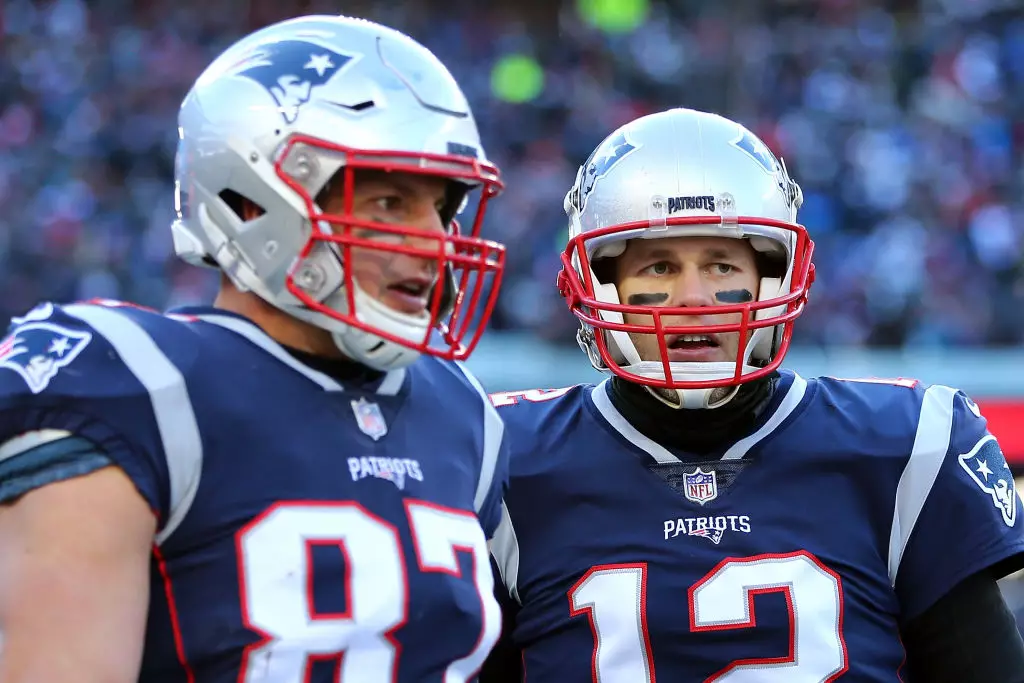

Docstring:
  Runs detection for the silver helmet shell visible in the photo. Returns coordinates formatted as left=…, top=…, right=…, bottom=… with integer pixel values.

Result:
left=559, top=108, right=814, bottom=408
left=172, top=15, right=505, bottom=370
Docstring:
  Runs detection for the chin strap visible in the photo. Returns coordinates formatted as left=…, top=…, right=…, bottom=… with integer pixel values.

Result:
left=331, top=326, right=420, bottom=371
left=644, top=384, right=743, bottom=410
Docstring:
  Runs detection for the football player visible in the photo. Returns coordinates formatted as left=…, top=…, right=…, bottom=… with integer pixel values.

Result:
left=481, top=108, right=1024, bottom=682
left=0, top=15, right=509, bottom=683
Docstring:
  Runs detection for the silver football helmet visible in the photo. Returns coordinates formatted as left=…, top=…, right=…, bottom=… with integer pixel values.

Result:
left=172, top=15, right=505, bottom=370
left=558, top=108, right=815, bottom=409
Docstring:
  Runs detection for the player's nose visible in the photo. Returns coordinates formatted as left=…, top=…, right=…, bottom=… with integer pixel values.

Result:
left=399, top=205, right=447, bottom=281
left=669, top=264, right=716, bottom=309
left=402, top=205, right=446, bottom=251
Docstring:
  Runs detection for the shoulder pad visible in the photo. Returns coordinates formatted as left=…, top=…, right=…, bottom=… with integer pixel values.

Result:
left=0, top=300, right=205, bottom=533
left=0, top=303, right=96, bottom=394
left=0, top=300, right=196, bottom=399
left=819, top=375, right=922, bottom=391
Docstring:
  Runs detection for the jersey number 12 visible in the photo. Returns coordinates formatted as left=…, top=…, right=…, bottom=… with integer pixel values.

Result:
left=568, top=551, right=847, bottom=682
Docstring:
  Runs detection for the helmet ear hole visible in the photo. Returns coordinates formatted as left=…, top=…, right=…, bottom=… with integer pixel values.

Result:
left=219, top=190, right=265, bottom=222
left=753, top=248, right=787, bottom=280
left=591, top=256, right=617, bottom=286
left=439, top=182, right=470, bottom=228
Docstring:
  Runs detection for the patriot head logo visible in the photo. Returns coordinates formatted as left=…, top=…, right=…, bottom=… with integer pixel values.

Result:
left=958, top=434, right=1018, bottom=527
left=0, top=323, right=92, bottom=394
left=688, top=525, right=727, bottom=544
left=569, top=131, right=638, bottom=213
left=731, top=129, right=782, bottom=176
left=236, top=40, right=355, bottom=124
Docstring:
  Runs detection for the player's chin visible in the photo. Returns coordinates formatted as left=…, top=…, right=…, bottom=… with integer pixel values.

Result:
left=664, top=347, right=731, bottom=363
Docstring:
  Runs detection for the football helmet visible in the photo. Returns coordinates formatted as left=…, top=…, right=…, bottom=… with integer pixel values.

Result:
left=558, top=108, right=815, bottom=408
left=172, top=15, right=505, bottom=370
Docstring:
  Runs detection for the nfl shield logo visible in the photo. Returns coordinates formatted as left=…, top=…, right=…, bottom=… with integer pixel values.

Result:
left=351, top=398, right=388, bottom=441
left=684, top=467, right=718, bottom=505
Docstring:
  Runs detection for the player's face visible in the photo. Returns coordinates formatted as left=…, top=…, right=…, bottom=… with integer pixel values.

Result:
left=614, top=236, right=760, bottom=364
left=322, top=169, right=451, bottom=316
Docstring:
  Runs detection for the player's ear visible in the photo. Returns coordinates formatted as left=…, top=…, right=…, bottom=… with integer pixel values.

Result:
left=241, top=198, right=264, bottom=221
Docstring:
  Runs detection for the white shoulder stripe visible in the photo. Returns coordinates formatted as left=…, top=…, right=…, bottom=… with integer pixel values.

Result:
left=722, top=373, right=808, bottom=460
left=589, top=373, right=809, bottom=463
left=590, top=380, right=679, bottom=463
left=488, top=502, right=521, bottom=603
left=375, top=368, right=406, bottom=396
left=65, top=305, right=203, bottom=545
left=887, top=384, right=958, bottom=585
left=452, top=361, right=504, bottom=513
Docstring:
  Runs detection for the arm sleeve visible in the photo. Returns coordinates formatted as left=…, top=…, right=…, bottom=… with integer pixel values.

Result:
left=894, top=388, right=1024, bottom=619
left=902, top=568, right=1024, bottom=683
left=0, top=302, right=181, bottom=523
left=0, top=432, right=114, bottom=504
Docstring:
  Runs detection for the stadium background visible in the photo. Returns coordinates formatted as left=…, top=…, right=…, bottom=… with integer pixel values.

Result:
left=1, top=0, right=1023, bottom=627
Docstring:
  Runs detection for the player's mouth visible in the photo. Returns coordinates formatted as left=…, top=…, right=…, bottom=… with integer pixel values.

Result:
left=665, top=333, right=723, bottom=362
left=384, top=277, right=436, bottom=315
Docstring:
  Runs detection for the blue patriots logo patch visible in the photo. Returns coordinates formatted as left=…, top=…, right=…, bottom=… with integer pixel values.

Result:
left=571, top=131, right=638, bottom=212
left=958, top=435, right=1018, bottom=528
left=0, top=322, right=92, bottom=394
left=235, top=40, right=355, bottom=124
left=731, top=129, right=781, bottom=176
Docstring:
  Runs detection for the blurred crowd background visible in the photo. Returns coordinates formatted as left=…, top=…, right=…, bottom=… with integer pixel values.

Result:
left=2, top=0, right=1024, bottom=349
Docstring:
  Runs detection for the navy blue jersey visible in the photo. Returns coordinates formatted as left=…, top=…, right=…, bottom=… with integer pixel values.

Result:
left=0, top=300, right=508, bottom=683
left=488, top=371, right=1024, bottom=682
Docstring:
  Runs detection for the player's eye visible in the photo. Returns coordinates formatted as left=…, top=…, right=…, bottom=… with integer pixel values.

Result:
left=374, top=196, right=403, bottom=213
left=641, top=261, right=673, bottom=276
left=710, top=263, right=735, bottom=275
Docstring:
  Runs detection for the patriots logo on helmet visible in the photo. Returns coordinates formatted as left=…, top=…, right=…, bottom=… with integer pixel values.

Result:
left=731, top=129, right=781, bottom=176
left=0, top=322, right=92, bottom=394
left=236, top=40, right=355, bottom=124
left=570, top=131, right=638, bottom=213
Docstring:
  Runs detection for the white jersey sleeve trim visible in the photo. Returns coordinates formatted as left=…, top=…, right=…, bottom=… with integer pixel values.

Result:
left=0, top=429, right=73, bottom=462
left=65, top=304, right=203, bottom=546
left=887, top=384, right=958, bottom=585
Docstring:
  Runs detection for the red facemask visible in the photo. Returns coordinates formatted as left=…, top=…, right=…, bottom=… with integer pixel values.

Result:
left=558, top=215, right=815, bottom=390
left=275, top=133, right=506, bottom=361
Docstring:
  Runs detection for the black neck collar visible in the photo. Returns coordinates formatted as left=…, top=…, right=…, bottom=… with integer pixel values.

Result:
left=284, top=346, right=385, bottom=384
left=608, top=373, right=779, bottom=455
